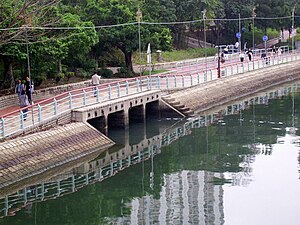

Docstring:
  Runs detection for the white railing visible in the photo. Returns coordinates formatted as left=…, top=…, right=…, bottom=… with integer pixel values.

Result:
left=1, top=49, right=299, bottom=140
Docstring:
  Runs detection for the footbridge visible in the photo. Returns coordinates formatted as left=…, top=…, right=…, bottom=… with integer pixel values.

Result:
left=1, top=49, right=300, bottom=140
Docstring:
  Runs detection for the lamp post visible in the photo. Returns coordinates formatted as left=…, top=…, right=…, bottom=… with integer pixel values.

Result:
left=217, top=19, right=221, bottom=78
left=25, top=25, right=31, bottom=85
left=292, top=6, right=295, bottom=52
left=252, top=7, right=256, bottom=49
left=136, top=5, right=142, bottom=76
left=238, top=13, right=241, bottom=52
left=202, top=9, right=207, bottom=72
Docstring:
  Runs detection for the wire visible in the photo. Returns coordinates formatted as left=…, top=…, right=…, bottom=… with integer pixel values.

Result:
left=0, top=15, right=294, bottom=31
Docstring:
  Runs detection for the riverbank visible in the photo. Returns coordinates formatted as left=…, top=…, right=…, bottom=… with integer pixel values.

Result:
left=163, top=60, right=300, bottom=115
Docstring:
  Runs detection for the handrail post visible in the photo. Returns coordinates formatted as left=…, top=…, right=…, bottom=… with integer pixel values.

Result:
left=231, top=65, right=233, bottom=75
left=96, top=87, right=100, bottom=103
left=68, top=92, right=72, bottom=109
left=157, top=76, right=161, bottom=89
left=210, top=70, right=213, bottom=80
left=147, top=76, right=150, bottom=90
left=136, top=78, right=140, bottom=92
left=126, top=81, right=129, bottom=95
left=117, top=82, right=121, bottom=97
left=83, top=90, right=86, bottom=106
left=204, top=71, right=207, bottom=82
left=190, top=74, right=193, bottom=86
left=54, top=98, right=57, bottom=115
left=174, top=75, right=177, bottom=88
left=1, top=117, right=5, bottom=139
left=20, top=111, right=24, bottom=129
left=166, top=75, right=169, bottom=89
left=38, top=104, right=42, bottom=123
left=181, top=75, right=184, bottom=87
left=108, top=85, right=111, bottom=100
left=197, top=73, right=200, bottom=84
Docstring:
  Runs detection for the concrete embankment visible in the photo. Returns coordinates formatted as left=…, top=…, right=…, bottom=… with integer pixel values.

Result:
left=163, top=60, right=300, bottom=115
left=0, top=122, right=114, bottom=189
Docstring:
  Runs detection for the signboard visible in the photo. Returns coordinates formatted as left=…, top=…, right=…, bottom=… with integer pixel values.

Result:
left=263, top=35, right=268, bottom=42
left=236, top=32, right=241, bottom=39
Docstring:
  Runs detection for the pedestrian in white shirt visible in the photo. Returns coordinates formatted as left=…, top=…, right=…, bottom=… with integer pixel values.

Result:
left=91, top=72, right=101, bottom=96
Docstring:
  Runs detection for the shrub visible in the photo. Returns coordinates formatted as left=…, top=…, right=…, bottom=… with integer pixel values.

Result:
left=75, top=68, right=90, bottom=78
left=55, top=73, right=65, bottom=83
left=66, top=72, right=75, bottom=80
left=117, top=67, right=129, bottom=78
left=97, top=68, right=113, bottom=78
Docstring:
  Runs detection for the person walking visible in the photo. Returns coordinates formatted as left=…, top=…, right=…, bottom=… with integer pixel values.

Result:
left=91, top=72, right=101, bottom=96
left=246, top=48, right=253, bottom=61
left=15, top=79, right=24, bottom=99
left=19, top=90, right=30, bottom=120
left=239, top=51, right=245, bottom=63
left=24, top=76, right=32, bottom=104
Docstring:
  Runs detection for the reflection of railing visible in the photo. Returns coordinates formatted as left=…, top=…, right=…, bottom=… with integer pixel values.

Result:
left=1, top=48, right=300, bottom=140
left=0, top=84, right=299, bottom=218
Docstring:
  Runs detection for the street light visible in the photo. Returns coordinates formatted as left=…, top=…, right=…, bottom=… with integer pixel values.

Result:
left=202, top=9, right=207, bottom=72
left=292, top=6, right=295, bottom=53
left=252, top=7, right=256, bottom=49
left=217, top=19, right=221, bottom=78
left=25, top=25, right=31, bottom=86
left=136, top=5, right=142, bottom=76
left=238, top=13, right=241, bottom=52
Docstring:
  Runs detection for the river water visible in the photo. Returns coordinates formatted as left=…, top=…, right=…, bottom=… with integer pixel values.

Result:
left=0, top=83, right=300, bottom=225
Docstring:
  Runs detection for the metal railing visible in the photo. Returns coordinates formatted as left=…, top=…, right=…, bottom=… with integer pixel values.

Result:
left=0, top=48, right=299, bottom=140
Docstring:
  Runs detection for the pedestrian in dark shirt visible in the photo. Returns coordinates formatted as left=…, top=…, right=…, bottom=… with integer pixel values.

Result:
left=25, top=76, right=32, bottom=104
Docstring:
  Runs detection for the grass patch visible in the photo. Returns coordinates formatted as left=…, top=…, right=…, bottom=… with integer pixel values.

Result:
left=133, top=48, right=217, bottom=65
left=143, top=69, right=168, bottom=75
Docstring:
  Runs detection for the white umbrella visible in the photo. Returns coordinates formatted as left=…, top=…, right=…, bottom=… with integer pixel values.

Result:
left=147, top=43, right=151, bottom=64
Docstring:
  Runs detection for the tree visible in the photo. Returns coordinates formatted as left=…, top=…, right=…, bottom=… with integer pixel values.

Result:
left=0, top=0, right=61, bottom=89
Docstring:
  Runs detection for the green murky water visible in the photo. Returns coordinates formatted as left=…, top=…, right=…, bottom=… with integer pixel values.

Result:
left=0, top=83, right=300, bottom=225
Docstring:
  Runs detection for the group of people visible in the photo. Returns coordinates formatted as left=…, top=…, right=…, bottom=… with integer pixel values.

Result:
left=15, top=76, right=33, bottom=120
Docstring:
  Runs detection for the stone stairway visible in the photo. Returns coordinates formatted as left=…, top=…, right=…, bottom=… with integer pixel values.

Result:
left=162, top=95, right=194, bottom=116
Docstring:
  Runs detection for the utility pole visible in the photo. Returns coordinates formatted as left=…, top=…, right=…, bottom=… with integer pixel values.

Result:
left=252, top=7, right=256, bottom=49
left=292, top=6, right=295, bottom=52
left=202, top=9, right=207, bottom=72
left=25, top=25, right=31, bottom=83
left=217, top=19, right=221, bottom=78
left=136, top=4, right=142, bottom=76
left=239, top=13, right=241, bottom=52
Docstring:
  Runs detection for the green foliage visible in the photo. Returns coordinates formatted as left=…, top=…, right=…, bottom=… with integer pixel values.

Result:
left=75, top=68, right=90, bottom=78
left=97, top=68, right=113, bottom=78
left=117, top=67, right=130, bottom=77
left=55, top=72, right=65, bottom=83
left=66, top=72, right=75, bottom=80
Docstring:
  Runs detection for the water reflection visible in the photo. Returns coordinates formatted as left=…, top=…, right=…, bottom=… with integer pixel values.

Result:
left=0, top=83, right=300, bottom=225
